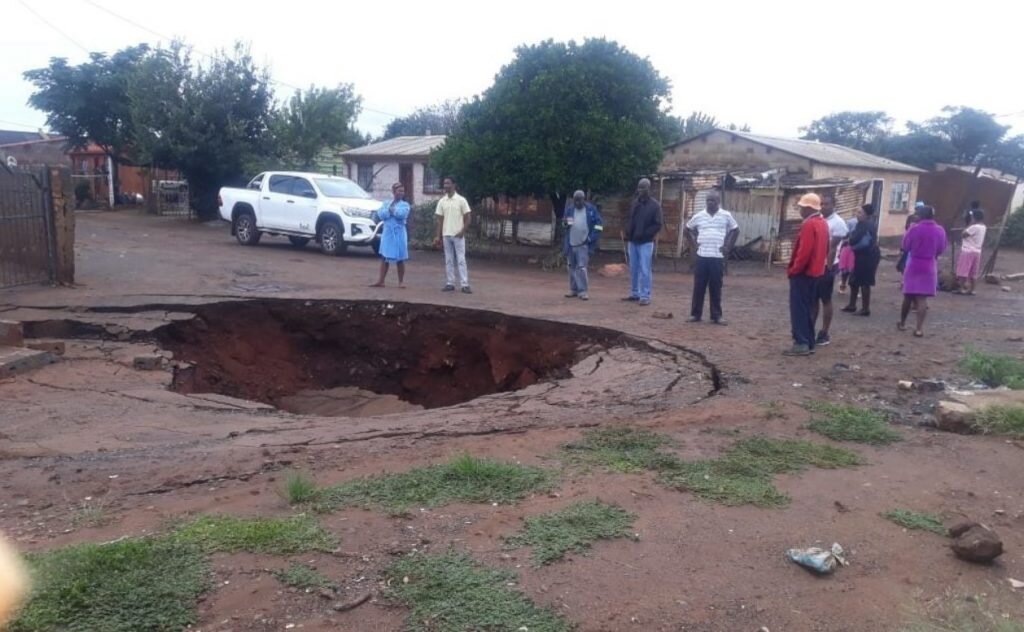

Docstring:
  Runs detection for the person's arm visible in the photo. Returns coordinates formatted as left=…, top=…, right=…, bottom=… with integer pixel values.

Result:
left=724, top=228, right=740, bottom=256
left=458, top=199, right=471, bottom=238
left=393, top=201, right=410, bottom=220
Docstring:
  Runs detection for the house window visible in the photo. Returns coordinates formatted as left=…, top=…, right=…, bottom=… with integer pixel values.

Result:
left=423, top=165, right=443, bottom=194
left=357, top=163, right=374, bottom=191
left=890, top=181, right=911, bottom=212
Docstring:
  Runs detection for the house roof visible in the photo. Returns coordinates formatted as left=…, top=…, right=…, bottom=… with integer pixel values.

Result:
left=0, top=129, right=47, bottom=146
left=669, top=129, right=925, bottom=174
left=0, top=136, right=67, bottom=149
left=340, top=135, right=446, bottom=158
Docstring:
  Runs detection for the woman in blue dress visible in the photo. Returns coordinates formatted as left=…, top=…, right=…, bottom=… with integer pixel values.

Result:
left=370, top=182, right=410, bottom=288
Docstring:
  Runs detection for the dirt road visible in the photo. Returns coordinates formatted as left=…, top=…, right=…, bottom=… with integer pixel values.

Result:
left=1, top=210, right=1023, bottom=631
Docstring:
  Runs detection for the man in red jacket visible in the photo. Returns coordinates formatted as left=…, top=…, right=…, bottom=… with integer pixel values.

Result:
left=785, top=193, right=829, bottom=356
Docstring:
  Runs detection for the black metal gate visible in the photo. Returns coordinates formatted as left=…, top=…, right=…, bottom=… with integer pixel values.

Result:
left=0, top=166, right=56, bottom=288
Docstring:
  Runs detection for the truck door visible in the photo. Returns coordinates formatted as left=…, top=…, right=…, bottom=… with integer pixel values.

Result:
left=262, top=175, right=295, bottom=230
left=285, top=177, right=319, bottom=234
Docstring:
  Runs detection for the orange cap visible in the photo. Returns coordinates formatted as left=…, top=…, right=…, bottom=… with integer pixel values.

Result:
left=797, top=193, right=822, bottom=211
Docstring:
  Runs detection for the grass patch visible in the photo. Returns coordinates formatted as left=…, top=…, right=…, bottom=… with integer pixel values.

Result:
left=71, top=498, right=112, bottom=529
left=505, top=500, right=636, bottom=565
left=882, top=509, right=946, bottom=535
left=273, top=563, right=335, bottom=590
left=171, top=514, right=335, bottom=555
left=961, top=349, right=1024, bottom=389
left=316, top=454, right=554, bottom=513
left=562, top=429, right=862, bottom=508
left=386, top=552, right=571, bottom=632
left=805, top=402, right=903, bottom=445
left=901, top=594, right=1024, bottom=632
left=283, top=471, right=319, bottom=505
left=560, top=426, right=679, bottom=472
left=10, top=538, right=208, bottom=632
left=973, top=405, right=1024, bottom=438
left=762, top=400, right=787, bottom=420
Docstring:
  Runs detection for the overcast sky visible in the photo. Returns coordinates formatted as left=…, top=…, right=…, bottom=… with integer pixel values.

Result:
left=3, top=0, right=1023, bottom=140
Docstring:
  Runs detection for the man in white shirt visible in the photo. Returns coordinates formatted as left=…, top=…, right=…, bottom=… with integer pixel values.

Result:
left=684, top=191, right=739, bottom=325
left=434, top=176, right=473, bottom=293
left=813, top=195, right=849, bottom=346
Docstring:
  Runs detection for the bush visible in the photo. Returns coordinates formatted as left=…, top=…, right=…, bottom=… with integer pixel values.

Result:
left=74, top=181, right=91, bottom=207
left=409, top=200, right=439, bottom=245
left=1000, top=206, right=1024, bottom=248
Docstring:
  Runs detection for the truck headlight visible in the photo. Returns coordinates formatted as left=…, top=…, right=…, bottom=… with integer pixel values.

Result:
left=344, top=207, right=374, bottom=219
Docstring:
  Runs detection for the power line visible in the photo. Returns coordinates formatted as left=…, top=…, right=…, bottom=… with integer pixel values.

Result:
left=80, top=0, right=402, bottom=119
left=0, top=119, right=46, bottom=130
left=18, top=0, right=91, bottom=54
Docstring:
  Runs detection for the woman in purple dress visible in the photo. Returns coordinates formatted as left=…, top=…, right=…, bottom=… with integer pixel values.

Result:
left=898, top=205, right=947, bottom=337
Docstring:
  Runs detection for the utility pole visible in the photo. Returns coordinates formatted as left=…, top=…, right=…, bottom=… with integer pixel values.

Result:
left=106, top=155, right=115, bottom=208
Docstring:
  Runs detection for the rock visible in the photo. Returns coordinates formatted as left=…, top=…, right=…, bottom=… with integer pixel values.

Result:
left=984, top=274, right=1000, bottom=285
left=26, top=340, right=65, bottom=356
left=318, top=588, right=335, bottom=600
left=898, top=380, right=914, bottom=391
left=1004, top=272, right=1024, bottom=282
left=948, top=521, right=977, bottom=538
left=332, top=591, right=372, bottom=612
left=950, top=523, right=1003, bottom=563
left=915, top=379, right=946, bottom=393
left=1008, top=336, right=1024, bottom=342
left=0, top=320, right=24, bottom=347
left=132, top=355, right=164, bottom=371
left=934, top=401, right=975, bottom=434
left=598, top=263, right=627, bottom=278
left=1002, top=286, right=1012, bottom=292
left=651, top=311, right=673, bottom=320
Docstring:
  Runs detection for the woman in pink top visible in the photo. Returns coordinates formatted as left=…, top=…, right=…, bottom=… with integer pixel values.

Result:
left=898, top=205, right=947, bottom=337
left=956, top=208, right=987, bottom=295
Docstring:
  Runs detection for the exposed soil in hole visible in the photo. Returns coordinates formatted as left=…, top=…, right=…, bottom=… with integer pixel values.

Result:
left=155, top=300, right=629, bottom=411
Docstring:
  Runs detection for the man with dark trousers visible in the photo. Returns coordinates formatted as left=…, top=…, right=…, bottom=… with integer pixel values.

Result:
left=684, top=191, right=739, bottom=324
left=784, top=193, right=829, bottom=356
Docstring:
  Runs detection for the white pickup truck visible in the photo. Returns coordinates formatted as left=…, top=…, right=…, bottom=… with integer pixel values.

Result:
left=218, top=172, right=382, bottom=256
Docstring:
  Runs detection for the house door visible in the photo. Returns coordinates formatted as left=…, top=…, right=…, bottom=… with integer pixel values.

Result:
left=399, top=163, right=414, bottom=205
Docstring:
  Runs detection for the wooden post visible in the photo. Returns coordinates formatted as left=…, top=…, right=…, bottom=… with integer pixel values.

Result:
left=767, top=180, right=782, bottom=269
left=982, top=175, right=1021, bottom=276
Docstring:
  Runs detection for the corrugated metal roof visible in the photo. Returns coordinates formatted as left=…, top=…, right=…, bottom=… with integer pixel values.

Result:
left=671, top=129, right=925, bottom=174
left=340, top=135, right=446, bottom=158
left=0, top=130, right=46, bottom=146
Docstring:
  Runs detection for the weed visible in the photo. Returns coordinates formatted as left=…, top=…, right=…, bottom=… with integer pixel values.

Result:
left=882, top=509, right=946, bottom=535
left=316, top=454, right=554, bottom=513
left=505, top=500, right=636, bottom=565
left=659, top=459, right=789, bottom=507
left=727, top=436, right=864, bottom=472
left=973, top=405, right=1024, bottom=438
left=273, top=563, right=335, bottom=590
left=561, top=426, right=679, bottom=472
left=763, top=400, right=787, bottom=420
left=961, top=349, right=1024, bottom=389
left=386, top=551, right=571, bottom=632
left=172, top=514, right=335, bottom=555
left=805, top=402, right=903, bottom=445
left=901, top=593, right=1024, bottom=632
left=283, top=471, right=319, bottom=505
left=71, top=498, right=112, bottom=529
left=10, top=538, right=207, bottom=632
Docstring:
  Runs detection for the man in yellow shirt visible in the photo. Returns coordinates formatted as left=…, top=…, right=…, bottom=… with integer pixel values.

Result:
left=434, top=176, right=473, bottom=293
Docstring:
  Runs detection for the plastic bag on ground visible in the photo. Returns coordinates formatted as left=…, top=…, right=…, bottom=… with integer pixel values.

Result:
left=786, top=543, right=847, bottom=575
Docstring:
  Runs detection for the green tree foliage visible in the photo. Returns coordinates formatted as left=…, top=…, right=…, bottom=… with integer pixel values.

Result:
left=879, top=131, right=956, bottom=170
left=801, top=110, right=893, bottom=154
left=659, top=111, right=718, bottom=145
left=382, top=99, right=463, bottom=140
left=922, top=106, right=1009, bottom=166
left=273, top=85, right=363, bottom=169
left=431, top=38, right=670, bottom=213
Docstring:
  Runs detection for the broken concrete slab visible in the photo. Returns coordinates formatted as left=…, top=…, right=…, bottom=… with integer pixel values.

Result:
left=0, top=346, right=56, bottom=377
left=25, top=340, right=66, bottom=356
left=935, top=389, right=1024, bottom=434
left=133, top=355, right=166, bottom=371
left=184, top=393, right=275, bottom=412
left=0, top=320, right=24, bottom=347
left=1003, top=272, right=1024, bottom=282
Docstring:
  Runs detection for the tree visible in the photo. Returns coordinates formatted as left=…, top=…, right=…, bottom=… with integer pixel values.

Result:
left=274, top=85, right=362, bottom=169
left=923, top=106, right=1009, bottom=166
left=431, top=38, right=670, bottom=216
left=800, top=111, right=893, bottom=153
left=879, top=131, right=955, bottom=170
left=381, top=100, right=463, bottom=139
left=659, top=111, right=718, bottom=145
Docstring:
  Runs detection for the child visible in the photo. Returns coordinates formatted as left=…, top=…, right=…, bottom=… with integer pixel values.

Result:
left=956, top=208, right=987, bottom=295
left=837, top=215, right=857, bottom=294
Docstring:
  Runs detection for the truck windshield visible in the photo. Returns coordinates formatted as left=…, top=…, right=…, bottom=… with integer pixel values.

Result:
left=314, top=178, right=371, bottom=199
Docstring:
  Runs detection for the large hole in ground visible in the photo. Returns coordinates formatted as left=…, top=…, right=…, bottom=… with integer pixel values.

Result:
left=155, top=300, right=629, bottom=416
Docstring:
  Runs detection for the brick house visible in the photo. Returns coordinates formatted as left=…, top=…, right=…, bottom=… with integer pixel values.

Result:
left=340, top=135, right=446, bottom=205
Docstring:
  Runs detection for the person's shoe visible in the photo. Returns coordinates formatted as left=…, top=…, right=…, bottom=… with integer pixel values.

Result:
left=461, top=286, right=473, bottom=294
left=578, top=293, right=589, bottom=301
left=442, top=285, right=456, bottom=292
left=564, top=293, right=578, bottom=298
left=815, top=331, right=831, bottom=346
left=621, top=296, right=639, bottom=302
left=856, top=309, right=870, bottom=317
left=638, top=298, right=651, bottom=306
left=783, top=344, right=813, bottom=356
left=711, top=318, right=728, bottom=326
left=840, top=305, right=857, bottom=313
left=686, top=316, right=702, bottom=323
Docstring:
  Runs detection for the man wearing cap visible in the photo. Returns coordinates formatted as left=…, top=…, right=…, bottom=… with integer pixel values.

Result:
left=684, top=191, right=739, bottom=324
left=785, top=193, right=830, bottom=356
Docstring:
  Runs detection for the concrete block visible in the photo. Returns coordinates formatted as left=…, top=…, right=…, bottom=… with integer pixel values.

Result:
left=133, top=355, right=165, bottom=371
left=934, top=400, right=974, bottom=434
left=26, top=340, right=66, bottom=356
left=0, top=346, right=56, bottom=377
left=0, top=320, right=24, bottom=347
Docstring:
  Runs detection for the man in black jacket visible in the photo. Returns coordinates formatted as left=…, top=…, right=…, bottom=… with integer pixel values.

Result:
left=620, top=178, right=663, bottom=305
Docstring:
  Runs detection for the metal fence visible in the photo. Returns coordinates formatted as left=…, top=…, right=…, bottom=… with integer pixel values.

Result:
left=0, top=166, right=55, bottom=288
left=153, top=180, right=191, bottom=217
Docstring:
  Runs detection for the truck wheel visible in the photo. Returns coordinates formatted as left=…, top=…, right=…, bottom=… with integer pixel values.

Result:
left=234, top=211, right=261, bottom=245
left=288, top=236, right=310, bottom=249
left=318, top=219, right=346, bottom=256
